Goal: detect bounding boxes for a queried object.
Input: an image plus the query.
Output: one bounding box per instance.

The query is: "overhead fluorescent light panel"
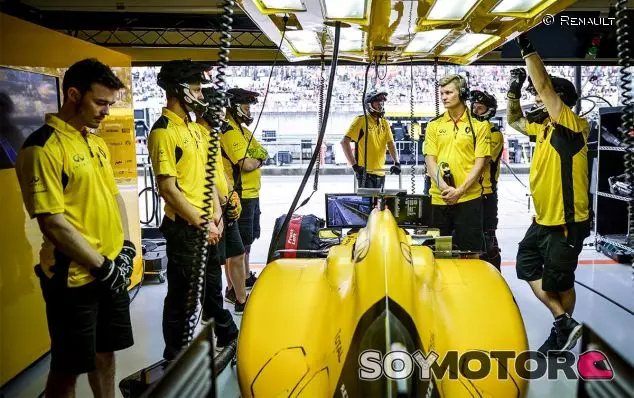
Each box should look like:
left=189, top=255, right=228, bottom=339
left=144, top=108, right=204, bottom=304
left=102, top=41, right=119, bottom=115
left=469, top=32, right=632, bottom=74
left=441, top=33, right=496, bottom=56
left=285, top=30, right=322, bottom=54
left=404, top=30, right=451, bottom=53
left=491, top=0, right=546, bottom=13
left=322, top=0, right=367, bottom=19
left=427, top=0, right=479, bottom=21
left=257, top=0, right=306, bottom=12
left=330, top=27, right=364, bottom=51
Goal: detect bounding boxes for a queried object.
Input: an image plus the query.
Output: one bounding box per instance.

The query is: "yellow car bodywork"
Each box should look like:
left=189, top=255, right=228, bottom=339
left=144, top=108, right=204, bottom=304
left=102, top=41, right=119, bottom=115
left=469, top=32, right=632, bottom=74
left=237, top=208, right=528, bottom=397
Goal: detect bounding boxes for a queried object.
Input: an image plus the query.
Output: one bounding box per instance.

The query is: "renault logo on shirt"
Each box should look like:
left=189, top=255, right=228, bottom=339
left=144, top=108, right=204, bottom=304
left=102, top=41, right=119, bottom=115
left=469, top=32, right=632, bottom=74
left=465, top=127, right=472, bottom=134
left=73, top=154, right=85, bottom=162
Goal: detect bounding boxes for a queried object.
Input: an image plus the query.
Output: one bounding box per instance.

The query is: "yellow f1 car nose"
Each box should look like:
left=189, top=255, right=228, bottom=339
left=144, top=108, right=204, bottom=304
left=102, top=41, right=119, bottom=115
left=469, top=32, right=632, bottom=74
left=237, top=208, right=529, bottom=397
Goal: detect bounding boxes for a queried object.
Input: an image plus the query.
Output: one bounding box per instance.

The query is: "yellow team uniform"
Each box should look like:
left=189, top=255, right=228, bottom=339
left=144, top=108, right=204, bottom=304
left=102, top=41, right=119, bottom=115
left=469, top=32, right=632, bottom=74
left=344, top=115, right=394, bottom=177
left=195, top=122, right=229, bottom=202
left=147, top=108, right=213, bottom=221
left=424, top=110, right=492, bottom=205
left=15, top=114, right=123, bottom=288
left=482, top=124, right=505, bottom=195
left=526, top=106, right=590, bottom=226
left=220, top=115, right=262, bottom=199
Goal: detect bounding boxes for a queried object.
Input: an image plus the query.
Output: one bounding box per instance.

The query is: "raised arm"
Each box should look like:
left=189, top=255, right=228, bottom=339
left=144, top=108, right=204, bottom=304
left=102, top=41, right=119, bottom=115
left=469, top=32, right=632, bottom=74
left=506, top=68, right=529, bottom=136
left=517, top=33, right=565, bottom=123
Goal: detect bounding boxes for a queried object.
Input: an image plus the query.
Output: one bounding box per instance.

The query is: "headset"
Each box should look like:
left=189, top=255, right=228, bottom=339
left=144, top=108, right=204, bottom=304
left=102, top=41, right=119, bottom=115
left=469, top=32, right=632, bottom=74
left=453, top=74, right=470, bottom=103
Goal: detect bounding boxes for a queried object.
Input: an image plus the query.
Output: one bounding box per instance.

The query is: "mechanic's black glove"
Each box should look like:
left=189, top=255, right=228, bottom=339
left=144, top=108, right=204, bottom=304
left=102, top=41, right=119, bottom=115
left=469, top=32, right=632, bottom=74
left=516, top=33, right=536, bottom=58
left=507, top=68, right=527, bottom=100
left=116, top=240, right=136, bottom=278
left=390, top=163, right=401, bottom=175
left=352, top=164, right=365, bottom=176
left=91, top=257, right=131, bottom=294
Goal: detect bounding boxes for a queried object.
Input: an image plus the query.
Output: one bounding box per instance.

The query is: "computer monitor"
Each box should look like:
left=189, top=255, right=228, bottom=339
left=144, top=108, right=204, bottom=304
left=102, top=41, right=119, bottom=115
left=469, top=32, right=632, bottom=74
left=325, top=193, right=374, bottom=229
left=383, top=195, right=432, bottom=228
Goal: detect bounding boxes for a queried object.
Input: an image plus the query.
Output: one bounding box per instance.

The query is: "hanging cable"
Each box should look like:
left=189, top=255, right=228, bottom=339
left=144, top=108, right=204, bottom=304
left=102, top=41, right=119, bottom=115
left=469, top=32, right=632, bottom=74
left=615, top=0, right=634, bottom=248
left=296, top=53, right=326, bottom=212
left=180, top=0, right=234, bottom=348
left=139, top=165, right=160, bottom=226
left=361, top=59, right=376, bottom=188
left=267, top=22, right=342, bottom=263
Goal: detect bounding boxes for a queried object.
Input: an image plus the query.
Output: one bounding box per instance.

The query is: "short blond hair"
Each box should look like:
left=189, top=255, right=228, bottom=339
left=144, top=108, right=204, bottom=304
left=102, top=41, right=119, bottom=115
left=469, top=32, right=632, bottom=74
left=438, top=74, right=465, bottom=92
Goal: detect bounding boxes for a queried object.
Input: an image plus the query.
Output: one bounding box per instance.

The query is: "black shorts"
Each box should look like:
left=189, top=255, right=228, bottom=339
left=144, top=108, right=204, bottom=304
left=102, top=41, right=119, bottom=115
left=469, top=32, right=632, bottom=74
left=516, top=220, right=591, bottom=292
left=238, top=198, right=261, bottom=246
left=483, top=192, right=498, bottom=231
left=36, top=266, right=133, bottom=374
left=219, top=218, right=245, bottom=264
left=431, top=197, right=484, bottom=252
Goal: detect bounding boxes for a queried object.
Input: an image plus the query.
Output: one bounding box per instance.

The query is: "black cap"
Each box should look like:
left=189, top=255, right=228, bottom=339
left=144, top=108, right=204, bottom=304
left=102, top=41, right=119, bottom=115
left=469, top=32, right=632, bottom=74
left=157, top=59, right=212, bottom=90
left=365, top=90, right=388, bottom=104
left=227, top=88, right=259, bottom=105
left=527, top=75, right=578, bottom=108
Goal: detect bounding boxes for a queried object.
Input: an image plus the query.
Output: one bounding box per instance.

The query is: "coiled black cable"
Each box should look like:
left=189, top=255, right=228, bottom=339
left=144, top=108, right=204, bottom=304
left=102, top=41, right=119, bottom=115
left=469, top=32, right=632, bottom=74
left=410, top=56, right=416, bottom=194
left=615, top=0, right=634, bottom=248
left=267, top=22, right=342, bottom=263
left=181, top=0, right=235, bottom=348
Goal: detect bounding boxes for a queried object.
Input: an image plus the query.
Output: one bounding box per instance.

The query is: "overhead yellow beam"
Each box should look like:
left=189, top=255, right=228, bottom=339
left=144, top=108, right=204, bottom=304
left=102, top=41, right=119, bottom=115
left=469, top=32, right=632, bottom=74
left=115, top=47, right=284, bottom=63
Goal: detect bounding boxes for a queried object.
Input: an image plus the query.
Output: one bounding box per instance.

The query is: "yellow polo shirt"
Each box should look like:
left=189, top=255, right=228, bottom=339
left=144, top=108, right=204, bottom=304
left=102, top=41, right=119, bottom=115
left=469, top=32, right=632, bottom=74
left=15, top=114, right=123, bottom=288
left=344, top=115, right=394, bottom=177
left=526, top=106, right=590, bottom=226
left=219, top=115, right=262, bottom=199
left=482, top=124, right=505, bottom=195
left=424, top=110, right=491, bottom=205
left=147, top=108, right=213, bottom=221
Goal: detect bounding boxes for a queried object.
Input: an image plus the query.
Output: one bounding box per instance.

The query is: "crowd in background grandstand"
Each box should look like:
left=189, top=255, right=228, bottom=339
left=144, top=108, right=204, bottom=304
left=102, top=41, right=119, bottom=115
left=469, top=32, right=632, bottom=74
left=133, top=65, right=623, bottom=117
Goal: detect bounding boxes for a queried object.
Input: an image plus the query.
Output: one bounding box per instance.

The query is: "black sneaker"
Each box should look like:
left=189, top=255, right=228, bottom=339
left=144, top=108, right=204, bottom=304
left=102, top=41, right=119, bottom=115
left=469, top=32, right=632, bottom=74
left=224, top=287, right=236, bottom=304
left=216, top=335, right=238, bottom=352
left=245, top=271, right=258, bottom=289
left=234, top=294, right=249, bottom=315
left=554, top=316, right=583, bottom=352
left=538, top=327, right=558, bottom=357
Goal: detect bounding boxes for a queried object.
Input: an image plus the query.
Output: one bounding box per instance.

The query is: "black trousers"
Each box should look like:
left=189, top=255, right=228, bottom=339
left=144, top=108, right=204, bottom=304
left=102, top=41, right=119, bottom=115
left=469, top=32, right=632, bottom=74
left=431, top=197, right=484, bottom=252
left=159, top=216, right=238, bottom=360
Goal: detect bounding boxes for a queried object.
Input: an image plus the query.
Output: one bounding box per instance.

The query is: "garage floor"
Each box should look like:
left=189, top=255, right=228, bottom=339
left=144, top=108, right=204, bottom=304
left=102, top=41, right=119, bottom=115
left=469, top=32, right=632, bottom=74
left=3, top=174, right=633, bottom=397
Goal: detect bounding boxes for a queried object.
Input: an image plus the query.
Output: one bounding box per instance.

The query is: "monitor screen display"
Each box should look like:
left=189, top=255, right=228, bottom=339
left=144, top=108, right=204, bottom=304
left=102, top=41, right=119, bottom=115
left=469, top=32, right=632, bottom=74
left=0, top=67, right=60, bottom=169
left=326, top=194, right=374, bottom=228
left=325, top=193, right=431, bottom=229
left=384, top=195, right=431, bottom=227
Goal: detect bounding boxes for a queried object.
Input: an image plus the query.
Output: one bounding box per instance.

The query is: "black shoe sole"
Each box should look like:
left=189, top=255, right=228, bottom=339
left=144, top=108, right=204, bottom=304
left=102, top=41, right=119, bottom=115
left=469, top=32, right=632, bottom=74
left=551, top=324, right=583, bottom=354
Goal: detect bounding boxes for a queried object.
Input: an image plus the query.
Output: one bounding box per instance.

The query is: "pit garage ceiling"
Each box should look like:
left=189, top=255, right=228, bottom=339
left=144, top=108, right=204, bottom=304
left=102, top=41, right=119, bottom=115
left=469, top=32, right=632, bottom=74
left=3, top=0, right=633, bottom=64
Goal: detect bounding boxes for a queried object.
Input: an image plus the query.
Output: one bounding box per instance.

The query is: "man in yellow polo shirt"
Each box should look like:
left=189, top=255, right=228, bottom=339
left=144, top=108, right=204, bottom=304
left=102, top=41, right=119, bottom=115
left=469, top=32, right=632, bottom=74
left=15, top=59, right=134, bottom=397
left=341, top=90, right=401, bottom=189
left=147, top=60, right=238, bottom=360
left=507, top=34, right=591, bottom=357
left=220, top=88, right=267, bottom=291
left=200, top=86, right=248, bottom=315
left=424, top=75, right=491, bottom=252
left=470, top=89, right=504, bottom=270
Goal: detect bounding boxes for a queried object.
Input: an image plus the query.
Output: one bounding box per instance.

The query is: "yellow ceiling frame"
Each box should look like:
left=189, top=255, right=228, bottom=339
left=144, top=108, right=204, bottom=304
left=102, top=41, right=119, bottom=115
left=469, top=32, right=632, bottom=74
left=237, top=0, right=578, bottom=65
